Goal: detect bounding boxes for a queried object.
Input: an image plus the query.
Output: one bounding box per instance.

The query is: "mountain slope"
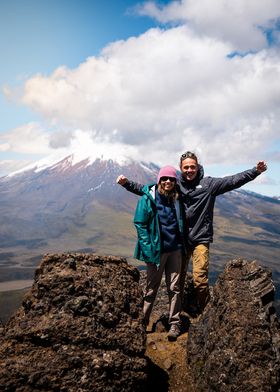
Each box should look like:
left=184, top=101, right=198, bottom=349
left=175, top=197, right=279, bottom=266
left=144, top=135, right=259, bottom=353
left=0, top=155, right=159, bottom=266
left=212, top=190, right=280, bottom=282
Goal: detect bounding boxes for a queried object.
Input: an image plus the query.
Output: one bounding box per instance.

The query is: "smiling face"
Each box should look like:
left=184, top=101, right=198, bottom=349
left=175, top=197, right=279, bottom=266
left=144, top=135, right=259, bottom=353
left=160, top=177, right=176, bottom=192
left=180, top=158, right=199, bottom=181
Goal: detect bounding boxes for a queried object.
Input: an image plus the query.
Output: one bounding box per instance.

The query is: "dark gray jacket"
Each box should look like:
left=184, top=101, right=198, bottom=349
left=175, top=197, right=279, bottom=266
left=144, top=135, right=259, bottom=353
left=123, top=165, right=260, bottom=245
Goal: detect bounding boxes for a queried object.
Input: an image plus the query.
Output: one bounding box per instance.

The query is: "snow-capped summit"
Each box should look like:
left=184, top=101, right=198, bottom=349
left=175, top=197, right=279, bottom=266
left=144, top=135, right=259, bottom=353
left=6, top=141, right=139, bottom=179
left=0, top=152, right=160, bottom=263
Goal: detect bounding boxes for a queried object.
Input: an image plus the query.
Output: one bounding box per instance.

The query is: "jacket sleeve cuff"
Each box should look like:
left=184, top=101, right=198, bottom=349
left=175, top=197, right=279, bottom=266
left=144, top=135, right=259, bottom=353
left=123, top=180, right=131, bottom=189
left=253, top=166, right=261, bottom=177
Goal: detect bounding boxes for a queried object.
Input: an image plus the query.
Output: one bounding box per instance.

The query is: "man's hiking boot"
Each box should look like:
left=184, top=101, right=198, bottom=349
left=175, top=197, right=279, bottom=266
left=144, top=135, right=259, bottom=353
left=167, top=323, right=181, bottom=340
left=143, top=319, right=149, bottom=329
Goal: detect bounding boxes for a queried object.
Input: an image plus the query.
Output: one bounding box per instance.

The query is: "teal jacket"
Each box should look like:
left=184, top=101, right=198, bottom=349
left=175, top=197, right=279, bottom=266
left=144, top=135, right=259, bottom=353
left=133, top=184, right=185, bottom=268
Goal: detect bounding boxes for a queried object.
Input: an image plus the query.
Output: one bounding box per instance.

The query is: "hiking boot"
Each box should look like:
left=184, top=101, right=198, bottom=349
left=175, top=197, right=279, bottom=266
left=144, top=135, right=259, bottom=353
left=143, top=319, right=149, bottom=327
left=167, top=323, right=181, bottom=340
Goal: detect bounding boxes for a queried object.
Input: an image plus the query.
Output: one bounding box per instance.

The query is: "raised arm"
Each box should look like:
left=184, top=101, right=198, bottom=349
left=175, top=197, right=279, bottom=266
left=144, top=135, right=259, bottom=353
left=116, top=174, right=145, bottom=196
left=210, top=161, right=267, bottom=196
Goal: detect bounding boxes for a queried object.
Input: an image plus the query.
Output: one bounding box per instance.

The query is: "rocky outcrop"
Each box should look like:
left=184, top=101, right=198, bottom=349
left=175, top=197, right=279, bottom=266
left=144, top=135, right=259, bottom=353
left=187, top=259, right=280, bottom=392
left=0, top=317, right=4, bottom=337
left=1, top=255, right=280, bottom=392
left=0, top=253, right=147, bottom=392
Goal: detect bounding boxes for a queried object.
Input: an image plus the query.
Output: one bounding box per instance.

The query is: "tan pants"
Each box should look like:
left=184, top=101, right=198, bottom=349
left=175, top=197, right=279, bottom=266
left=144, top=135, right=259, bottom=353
left=143, top=248, right=182, bottom=325
left=180, top=243, right=210, bottom=312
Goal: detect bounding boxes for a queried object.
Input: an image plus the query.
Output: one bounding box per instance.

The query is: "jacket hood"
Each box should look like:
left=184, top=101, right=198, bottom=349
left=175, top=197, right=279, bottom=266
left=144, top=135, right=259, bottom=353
left=142, top=183, right=156, bottom=196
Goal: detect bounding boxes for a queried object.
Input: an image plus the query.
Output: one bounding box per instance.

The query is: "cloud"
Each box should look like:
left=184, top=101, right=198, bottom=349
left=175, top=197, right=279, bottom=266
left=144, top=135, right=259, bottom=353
left=0, top=122, right=52, bottom=155
left=0, top=143, right=10, bottom=152
left=251, top=172, right=276, bottom=186
left=262, top=150, right=280, bottom=163
left=2, top=0, right=280, bottom=170
left=130, top=0, right=280, bottom=52
left=0, top=127, right=145, bottom=176
left=0, top=159, right=38, bottom=177
left=49, top=129, right=74, bottom=149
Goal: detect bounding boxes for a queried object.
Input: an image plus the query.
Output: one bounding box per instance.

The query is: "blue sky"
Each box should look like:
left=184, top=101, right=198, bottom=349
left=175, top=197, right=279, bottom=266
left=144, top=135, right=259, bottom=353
left=0, top=0, right=162, bottom=130
left=1, top=0, right=280, bottom=197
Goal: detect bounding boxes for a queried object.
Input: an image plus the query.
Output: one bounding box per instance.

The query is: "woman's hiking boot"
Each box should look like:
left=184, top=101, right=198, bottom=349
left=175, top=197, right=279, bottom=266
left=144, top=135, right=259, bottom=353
left=167, top=323, right=181, bottom=340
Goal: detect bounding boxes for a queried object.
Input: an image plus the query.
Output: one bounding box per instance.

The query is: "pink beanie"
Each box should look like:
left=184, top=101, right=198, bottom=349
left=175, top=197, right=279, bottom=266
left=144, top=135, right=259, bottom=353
left=157, top=165, right=177, bottom=185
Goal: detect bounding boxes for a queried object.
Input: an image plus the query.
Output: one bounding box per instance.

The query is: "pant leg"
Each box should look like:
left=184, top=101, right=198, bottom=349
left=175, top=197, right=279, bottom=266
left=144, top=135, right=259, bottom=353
left=192, top=243, right=210, bottom=312
left=164, top=248, right=182, bottom=325
left=143, top=258, right=167, bottom=323
left=180, top=245, right=194, bottom=302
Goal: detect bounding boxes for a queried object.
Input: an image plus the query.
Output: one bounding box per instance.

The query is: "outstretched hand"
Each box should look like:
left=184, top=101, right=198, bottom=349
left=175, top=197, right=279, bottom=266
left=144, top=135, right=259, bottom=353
left=116, top=174, right=127, bottom=185
left=256, top=161, right=267, bottom=174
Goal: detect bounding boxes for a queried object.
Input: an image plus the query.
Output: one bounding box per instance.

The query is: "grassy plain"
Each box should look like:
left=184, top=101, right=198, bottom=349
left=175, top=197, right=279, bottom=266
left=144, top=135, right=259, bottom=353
left=0, top=288, right=30, bottom=325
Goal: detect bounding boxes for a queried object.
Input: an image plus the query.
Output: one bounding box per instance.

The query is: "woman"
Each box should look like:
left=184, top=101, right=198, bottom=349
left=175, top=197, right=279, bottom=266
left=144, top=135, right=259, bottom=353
left=133, top=165, right=185, bottom=340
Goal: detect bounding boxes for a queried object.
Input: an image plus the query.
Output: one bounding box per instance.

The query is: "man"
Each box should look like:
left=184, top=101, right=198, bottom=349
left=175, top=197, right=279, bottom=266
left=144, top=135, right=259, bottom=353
left=117, top=152, right=267, bottom=313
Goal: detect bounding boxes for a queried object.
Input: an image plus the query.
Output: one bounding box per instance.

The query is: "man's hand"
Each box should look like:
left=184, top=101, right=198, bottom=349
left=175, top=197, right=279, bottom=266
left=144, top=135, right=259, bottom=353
left=256, top=161, right=267, bottom=174
left=116, top=174, right=127, bottom=185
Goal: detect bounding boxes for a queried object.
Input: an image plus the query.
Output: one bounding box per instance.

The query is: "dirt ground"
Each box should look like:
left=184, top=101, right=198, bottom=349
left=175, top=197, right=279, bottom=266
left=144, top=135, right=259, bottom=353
left=145, top=314, right=195, bottom=392
left=139, top=271, right=197, bottom=391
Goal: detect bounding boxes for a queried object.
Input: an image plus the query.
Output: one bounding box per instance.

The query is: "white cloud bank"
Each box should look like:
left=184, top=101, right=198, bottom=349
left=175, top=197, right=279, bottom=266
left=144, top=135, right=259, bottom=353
left=2, top=0, right=280, bottom=174
left=130, top=0, right=280, bottom=52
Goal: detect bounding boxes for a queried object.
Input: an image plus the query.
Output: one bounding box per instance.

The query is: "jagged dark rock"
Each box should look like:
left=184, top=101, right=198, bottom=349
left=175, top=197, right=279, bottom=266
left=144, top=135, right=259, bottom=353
left=0, top=253, right=147, bottom=392
left=0, top=318, right=4, bottom=337
left=186, top=259, right=280, bottom=392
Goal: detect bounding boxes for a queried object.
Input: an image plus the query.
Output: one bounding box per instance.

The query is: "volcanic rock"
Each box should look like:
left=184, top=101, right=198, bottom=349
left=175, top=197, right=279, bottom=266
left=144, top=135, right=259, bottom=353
left=0, top=317, right=4, bottom=337
left=187, top=258, right=280, bottom=392
left=0, top=253, right=147, bottom=391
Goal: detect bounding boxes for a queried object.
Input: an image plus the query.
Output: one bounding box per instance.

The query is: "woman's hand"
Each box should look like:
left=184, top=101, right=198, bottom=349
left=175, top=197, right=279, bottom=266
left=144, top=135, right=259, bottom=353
left=116, top=175, right=127, bottom=185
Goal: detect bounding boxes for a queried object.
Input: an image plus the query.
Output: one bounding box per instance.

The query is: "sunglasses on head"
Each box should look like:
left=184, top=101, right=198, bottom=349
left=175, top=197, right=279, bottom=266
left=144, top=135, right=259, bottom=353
left=161, top=177, right=176, bottom=182
left=181, top=152, right=195, bottom=159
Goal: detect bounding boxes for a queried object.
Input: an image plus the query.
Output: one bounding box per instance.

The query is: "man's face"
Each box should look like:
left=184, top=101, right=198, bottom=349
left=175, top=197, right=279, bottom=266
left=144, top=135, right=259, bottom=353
left=180, top=158, right=199, bottom=181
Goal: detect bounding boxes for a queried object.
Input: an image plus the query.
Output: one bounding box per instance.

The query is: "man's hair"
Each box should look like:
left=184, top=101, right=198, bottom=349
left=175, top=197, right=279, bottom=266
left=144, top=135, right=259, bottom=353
left=180, top=151, right=199, bottom=167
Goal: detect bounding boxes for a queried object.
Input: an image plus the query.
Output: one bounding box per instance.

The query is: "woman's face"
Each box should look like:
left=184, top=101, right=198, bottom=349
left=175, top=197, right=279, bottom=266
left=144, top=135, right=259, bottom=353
left=180, top=158, right=199, bottom=181
left=160, top=177, right=176, bottom=191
